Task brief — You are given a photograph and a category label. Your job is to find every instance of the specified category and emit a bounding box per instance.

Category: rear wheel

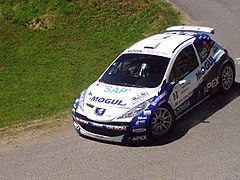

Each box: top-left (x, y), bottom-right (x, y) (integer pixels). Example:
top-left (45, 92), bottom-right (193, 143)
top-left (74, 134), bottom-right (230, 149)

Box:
top-left (220, 64), bottom-right (234, 92)
top-left (150, 105), bottom-right (174, 137)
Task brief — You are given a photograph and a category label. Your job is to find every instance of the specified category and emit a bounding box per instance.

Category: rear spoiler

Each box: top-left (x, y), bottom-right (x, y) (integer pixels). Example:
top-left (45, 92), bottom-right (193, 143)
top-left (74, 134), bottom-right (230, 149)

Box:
top-left (166, 26), bottom-right (215, 34)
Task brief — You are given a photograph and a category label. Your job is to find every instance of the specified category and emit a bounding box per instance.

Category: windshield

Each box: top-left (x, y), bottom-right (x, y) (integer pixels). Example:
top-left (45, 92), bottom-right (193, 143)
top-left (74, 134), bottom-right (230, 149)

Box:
top-left (100, 54), bottom-right (170, 88)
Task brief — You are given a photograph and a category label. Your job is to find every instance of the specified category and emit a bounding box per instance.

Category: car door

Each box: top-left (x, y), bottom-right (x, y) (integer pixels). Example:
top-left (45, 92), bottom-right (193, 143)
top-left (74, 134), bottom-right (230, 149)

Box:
top-left (168, 44), bottom-right (201, 116)
top-left (193, 39), bottom-right (219, 95)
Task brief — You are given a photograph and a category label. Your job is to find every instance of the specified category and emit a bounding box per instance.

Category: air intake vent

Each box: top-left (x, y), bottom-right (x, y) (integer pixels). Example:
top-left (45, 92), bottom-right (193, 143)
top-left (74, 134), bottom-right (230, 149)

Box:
top-left (144, 42), bottom-right (161, 49)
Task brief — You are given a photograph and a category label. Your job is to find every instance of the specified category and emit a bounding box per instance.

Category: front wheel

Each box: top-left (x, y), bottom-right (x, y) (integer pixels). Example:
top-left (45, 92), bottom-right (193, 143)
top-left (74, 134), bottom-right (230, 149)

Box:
top-left (150, 105), bottom-right (175, 138)
top-left (220, 63), bottom-right (234, 92)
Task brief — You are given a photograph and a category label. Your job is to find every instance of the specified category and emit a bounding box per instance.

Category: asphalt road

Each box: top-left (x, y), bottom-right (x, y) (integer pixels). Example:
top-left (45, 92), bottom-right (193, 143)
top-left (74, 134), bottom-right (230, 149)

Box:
top-left (1, 1), bottom-right (240, 180)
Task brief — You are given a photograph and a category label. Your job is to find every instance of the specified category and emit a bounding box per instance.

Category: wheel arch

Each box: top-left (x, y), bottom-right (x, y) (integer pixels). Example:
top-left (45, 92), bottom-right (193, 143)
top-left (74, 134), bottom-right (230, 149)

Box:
top-left (149, 102), bottom-right (175, 138)
top-left (217, 55), bottom-right (235, 92)
top-left (218, 54), bottom-right (236, 79)
top-left (155, 101), bottom-right (175, 115)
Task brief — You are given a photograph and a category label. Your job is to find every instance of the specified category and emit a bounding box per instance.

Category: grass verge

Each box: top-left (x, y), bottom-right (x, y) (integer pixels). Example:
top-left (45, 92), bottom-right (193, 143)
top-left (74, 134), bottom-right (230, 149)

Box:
top-left (0, 0), bottom-right (181, 128)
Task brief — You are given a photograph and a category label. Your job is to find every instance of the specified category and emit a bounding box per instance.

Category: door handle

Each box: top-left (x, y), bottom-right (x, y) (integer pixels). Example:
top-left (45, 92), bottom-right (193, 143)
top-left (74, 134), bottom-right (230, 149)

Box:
top-left (179, 79), bottom-right (187, 85)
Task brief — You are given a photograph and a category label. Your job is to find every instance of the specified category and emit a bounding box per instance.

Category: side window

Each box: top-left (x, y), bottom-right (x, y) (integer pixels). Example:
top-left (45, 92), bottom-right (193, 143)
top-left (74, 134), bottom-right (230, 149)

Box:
top-left (170, 45), bottom-right (198, 83)
top-left (194, 41), bottom-right (211, 63)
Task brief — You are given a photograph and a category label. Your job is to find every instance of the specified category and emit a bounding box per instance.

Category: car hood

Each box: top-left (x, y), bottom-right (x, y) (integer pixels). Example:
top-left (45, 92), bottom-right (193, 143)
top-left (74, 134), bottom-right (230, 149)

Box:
top-left (81, 81), bottom-right (155, 121)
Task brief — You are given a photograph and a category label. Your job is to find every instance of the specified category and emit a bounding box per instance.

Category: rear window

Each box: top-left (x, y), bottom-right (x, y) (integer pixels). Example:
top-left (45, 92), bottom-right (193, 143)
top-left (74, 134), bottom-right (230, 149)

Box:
top-left (194, 41), bottom-right (212, 63)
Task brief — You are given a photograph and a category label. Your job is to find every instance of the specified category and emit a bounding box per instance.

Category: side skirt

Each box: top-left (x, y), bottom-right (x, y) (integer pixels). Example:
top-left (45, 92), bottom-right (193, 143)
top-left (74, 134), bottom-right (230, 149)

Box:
top-left (175, 95), bottom-right (210, 120)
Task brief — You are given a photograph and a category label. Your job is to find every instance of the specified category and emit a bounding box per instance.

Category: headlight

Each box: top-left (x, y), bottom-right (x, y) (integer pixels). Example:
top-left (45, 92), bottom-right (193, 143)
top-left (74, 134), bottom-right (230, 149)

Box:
top-left (79, 89), bottom-right (87, 112)
top-left (118, 98), bottom-right (153, 119)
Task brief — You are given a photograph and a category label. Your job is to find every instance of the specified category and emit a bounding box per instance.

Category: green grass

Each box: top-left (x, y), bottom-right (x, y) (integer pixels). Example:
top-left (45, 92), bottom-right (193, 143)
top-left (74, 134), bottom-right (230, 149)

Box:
top-left (0, 0), bottom-right (181, 128)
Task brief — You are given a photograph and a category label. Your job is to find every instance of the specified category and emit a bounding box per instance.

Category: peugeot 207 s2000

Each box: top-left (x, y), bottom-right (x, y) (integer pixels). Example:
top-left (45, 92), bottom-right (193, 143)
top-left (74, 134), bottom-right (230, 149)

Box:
top-left (72, 26), bottom-right (236, 144)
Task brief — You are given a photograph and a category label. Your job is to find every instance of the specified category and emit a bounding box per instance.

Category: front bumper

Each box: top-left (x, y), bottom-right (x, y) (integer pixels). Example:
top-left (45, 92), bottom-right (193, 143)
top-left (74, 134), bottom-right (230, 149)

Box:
top-left (74, 121), bottom-right (125, 143)
top-left (72, 115), bottom-right (150, 144)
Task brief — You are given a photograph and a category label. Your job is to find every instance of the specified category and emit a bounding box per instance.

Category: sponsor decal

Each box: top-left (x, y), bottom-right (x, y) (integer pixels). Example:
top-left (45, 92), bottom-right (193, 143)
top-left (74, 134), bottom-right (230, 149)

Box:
top-left (196, 56), bottom-right (216, 81)
top-left (104, 86), bottom-right (129, 94)
top-left (74, 98), bottom-right (80, 103)
top-left (173, 91), bottom-right (178, 101)
top-left (181, 87), bottom-right (189, 94)
top-left (132, 92), bottom-right (148, 102)
top-left (135, 119), bottom-right (146, 126)
top-left (171, 80), bottom-right (191, 106)
top-left (90, 96), bottom-right (126, 106)
top-left (104, 125), bottom-right (126, 131)
top-left (132, 128), bottom-right (147, 133)
top-left (132, 135), bottom-right (147, 141)
top-left (199, 46), bottom-right (209, 59)
top-left (173, 91), bottom-right (192, 107)
top-left (95, 108), bottom-right (106, 116)
top-left (212, 44), bottom-right (219, 54)
top-left (175, 101), bottom-right (190, 116)
top-left (127, 50), bottom-right (142, 53)
top-left (174, 101), bottom-right (179, 107)
top-left (73, 103), bottom-right (77, 109)
top-left (74, 121), bottom-right (80, 131)
top-left (143, 110), bottom-right (151, 116)
top-left (77, 118), bottom-right (127, 131)
top-left (138, 116), bottom-right (148, 120)
top-left (181, 80), bottom-right (191, 89)
top-left (88, 92), bottom-right (92, 96)
top-left (72, 107), bottom-right (76, 114)
top-left (72, 98), bottom-right (79, 112)
top-left (204, 77), bottom-right (219, 94)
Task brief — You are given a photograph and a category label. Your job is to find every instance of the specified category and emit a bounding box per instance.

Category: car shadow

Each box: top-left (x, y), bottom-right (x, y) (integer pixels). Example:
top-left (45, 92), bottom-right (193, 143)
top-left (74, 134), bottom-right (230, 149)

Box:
top-left (148, 82), bottom-right (240, 146)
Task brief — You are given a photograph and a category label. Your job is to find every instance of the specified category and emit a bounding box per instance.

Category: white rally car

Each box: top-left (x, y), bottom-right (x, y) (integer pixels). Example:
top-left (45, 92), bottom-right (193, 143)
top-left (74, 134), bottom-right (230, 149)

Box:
top-left (72, 26), bottom-right (236, 144)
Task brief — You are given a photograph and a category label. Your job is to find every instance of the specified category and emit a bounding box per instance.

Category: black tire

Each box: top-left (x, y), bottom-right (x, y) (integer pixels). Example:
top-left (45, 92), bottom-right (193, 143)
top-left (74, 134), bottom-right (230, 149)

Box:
top-left (220, 63), bottom-right (234, 92)
top-left (150, 104), bottom-right (175, 138)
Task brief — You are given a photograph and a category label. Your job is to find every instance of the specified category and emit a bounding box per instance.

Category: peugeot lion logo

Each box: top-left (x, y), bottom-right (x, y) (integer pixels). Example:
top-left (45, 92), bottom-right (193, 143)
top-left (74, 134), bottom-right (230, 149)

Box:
top-left (95, 108), bottom-right (106, 116)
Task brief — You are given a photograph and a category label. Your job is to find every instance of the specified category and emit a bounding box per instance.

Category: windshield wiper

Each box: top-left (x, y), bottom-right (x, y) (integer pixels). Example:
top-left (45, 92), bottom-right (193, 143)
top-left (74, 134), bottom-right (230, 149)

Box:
top-left (117, 82), bottom-right (145, 88)
top-left (99, 79), bottom-right (145, 88)
top-left (99, 79), bottom-right (120, 86)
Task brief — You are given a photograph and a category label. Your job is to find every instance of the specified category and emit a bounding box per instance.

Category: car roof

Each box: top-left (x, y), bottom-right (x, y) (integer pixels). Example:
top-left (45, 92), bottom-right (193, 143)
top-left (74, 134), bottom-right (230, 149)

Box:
top-left (124, 32), bottom-right (195, 58)
top-left (123, 32), bottom-right (195, 58)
